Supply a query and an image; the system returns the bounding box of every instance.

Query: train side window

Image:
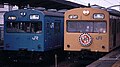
[116,21,120,33]
[111,20,116,34]
[119,22,120,32]
[54,22,61,33]
[118,22,120,33]
[57,23,60,33]
[117,22,118,33]
[46,23,50,34]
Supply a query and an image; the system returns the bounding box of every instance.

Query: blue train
[4,8,64,63]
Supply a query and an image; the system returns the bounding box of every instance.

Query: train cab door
[54,20,61,47]
[45,17,55,49]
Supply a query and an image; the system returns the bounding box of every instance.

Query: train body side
[44,15,64,51]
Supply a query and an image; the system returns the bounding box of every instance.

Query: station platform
[87,47,120,67]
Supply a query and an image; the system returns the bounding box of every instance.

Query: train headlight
[8,16,16,20]
[30,14,39,20]
[68,15,78,19]
[93,14,104,19]
[83,10,90,15]
[20,12,26,16]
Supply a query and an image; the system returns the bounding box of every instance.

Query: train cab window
[94,22,106,33]
[47,23,50,28]
[6,22,42,33]
[78,22,93,33]
[67,22,77,32]
[25,23,31,32]
[19,22,26,32]
[7,22,19,32]
[67,22,93,33]
[67,21,106,33]
[33,23,42,33]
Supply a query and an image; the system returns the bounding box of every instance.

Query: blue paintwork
[4,9,64,52]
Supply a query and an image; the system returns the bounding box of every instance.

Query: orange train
[64,7,120,52]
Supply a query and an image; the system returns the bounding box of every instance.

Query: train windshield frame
[67,21,107,33]
[6,21,42,33]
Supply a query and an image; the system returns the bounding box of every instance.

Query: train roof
[43,11,64,17]
[107,9,120,16]
[5,8,64,17]
[91,5,120,17]
[34,7,64,17]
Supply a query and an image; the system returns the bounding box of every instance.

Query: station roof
[0,0,86,9]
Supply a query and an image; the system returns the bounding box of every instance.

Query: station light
[8,16,16,20]
[93,13,104,19]
[68,15,78,19]
[30,14,39,20]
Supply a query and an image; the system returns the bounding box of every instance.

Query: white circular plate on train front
[79,33,92,47]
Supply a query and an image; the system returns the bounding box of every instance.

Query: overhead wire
[103,0,114,5]
[74,0,87,4]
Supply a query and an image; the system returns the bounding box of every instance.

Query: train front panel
[4,9,45,51]
[64,8,110,52]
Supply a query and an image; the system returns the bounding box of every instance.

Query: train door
[116,19,120,47]
[54,20,61,47]
[111,19,117,47]
[45,17,55,50]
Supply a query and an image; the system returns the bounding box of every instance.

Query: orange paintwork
[64,8,113,52]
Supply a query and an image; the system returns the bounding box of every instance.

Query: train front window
[94,22,106,33]
[7,22,19,32]
[67,21,106,33]
[6,22,42,33]
[78,22,93,32]
[67,22,78,32]
[32,23,42,33]
[67,22,93,33]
